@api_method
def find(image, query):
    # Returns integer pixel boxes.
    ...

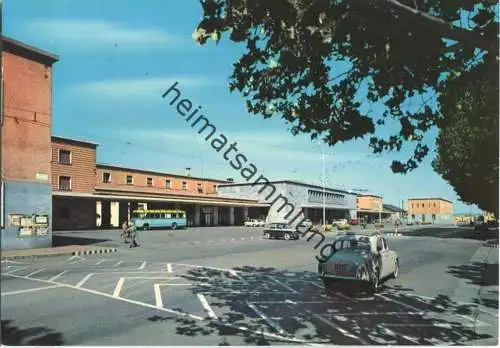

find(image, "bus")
[130,209,187,230]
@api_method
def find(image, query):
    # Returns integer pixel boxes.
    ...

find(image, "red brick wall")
[1,51,52,183]
[51,140,97,193]
[96,167,221,197]
[408,199,453,215]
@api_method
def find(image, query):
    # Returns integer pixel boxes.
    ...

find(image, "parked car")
[318,232,399,293]
[337,222,351,231]
[263,222,300,240]
[298,219,313,228]
[332,219,348,226]
[349,219,359,226]
[244,219,265,227]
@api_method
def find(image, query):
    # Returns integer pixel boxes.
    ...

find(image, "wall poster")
[8,213,50,238]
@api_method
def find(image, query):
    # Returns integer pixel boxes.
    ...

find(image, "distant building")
[1,36,59,250]
[356,194,386,222]
[407,198,454,224]
[383,204,407,221]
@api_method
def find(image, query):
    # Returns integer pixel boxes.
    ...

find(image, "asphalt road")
[1,225,498,345]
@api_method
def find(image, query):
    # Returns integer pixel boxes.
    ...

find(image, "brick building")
[356,194,387,222]
[1,36,59,250]
[51,136,268,230]
[407,197,454,224]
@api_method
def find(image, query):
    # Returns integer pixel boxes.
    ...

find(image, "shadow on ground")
[52,235,113,247]
[1,320,65,345]
[147,266,496,345]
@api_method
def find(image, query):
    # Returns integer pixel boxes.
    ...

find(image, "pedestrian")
[121,220,129,244]
[129,223,139,248]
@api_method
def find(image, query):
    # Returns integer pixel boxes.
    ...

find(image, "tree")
[192,0,498,176]
[432,62,499,214]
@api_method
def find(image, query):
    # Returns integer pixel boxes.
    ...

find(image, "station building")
[407,197,454,224]
[1,36,59,250]
[51,136,269,231]
[217,180,358,224]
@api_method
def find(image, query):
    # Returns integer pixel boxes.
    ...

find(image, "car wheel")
[143,224,149,231]
[171,222,177,230]
[392,260,399,279]
[284,233,291,240]
[264,233,270,239]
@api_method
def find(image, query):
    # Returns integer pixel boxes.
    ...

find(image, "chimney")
[226,178,234,183]
[185,167,191,176]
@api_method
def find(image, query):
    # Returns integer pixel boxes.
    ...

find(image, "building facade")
[407,198,454,223]
[217,180,357,224]
[51,136,268,230]
[356,194,385,222]
[1,36,58,250]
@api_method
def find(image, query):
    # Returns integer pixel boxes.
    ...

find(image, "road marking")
[379,324,420,344]
[49,271,68,282]
[3,273,317,346]
[376,293,423,313]
[247,302,287,335]
[95,259,106,266]
[113,260,123,267]
[154,284,163,308]
[68,255,80,261]
[310,312,368,345]
[138,261,147,270]
[4,266,30,274]
[197,294,217,319]
[125,276,182,280]
[1,285,62,296]
[113,277,125,298]
[267,276,299,294]
[167,263,172,273]
[25,268,47,277]
[75,273,94,288]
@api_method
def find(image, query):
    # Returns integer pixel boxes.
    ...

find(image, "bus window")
[160,213,166,219]
[171,213,178,219]
[166,213,171,218]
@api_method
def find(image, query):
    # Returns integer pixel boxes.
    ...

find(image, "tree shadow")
[146,266,497,345]
[1,320,65,346]
[447,262,499,287]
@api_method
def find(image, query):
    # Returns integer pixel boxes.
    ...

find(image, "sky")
[3,0,482,214]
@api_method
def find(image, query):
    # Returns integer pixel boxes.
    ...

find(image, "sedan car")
[318,233,399,293]
[244,219,265,227]
[263,222,300,240]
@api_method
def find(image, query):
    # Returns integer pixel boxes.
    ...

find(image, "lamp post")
[321,143,326,230]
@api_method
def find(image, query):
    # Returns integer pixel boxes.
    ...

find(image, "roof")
[357,194,383,199]
[96,163,230,183]
[1,36,59,65]
[408,197,453,204]
[383,204,406,213]
[52,135,100,148]
[218,179,354,196]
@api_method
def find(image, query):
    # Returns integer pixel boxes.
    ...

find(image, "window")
[213,184,217,192]
[433,203,436,208]
[171,213,178,218]
[182,181,188,190]
[376,238,384,251]
[58,149,72,165]
[165,180,171,189]
[103,172,111,183]
[165,213,172,218]
[126,175,133,185]
[59,176,71,191]
[147,177,153,187]
[197,183,203,193]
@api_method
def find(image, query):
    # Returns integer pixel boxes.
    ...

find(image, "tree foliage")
[193,0,498,172]
[432,61,499,214]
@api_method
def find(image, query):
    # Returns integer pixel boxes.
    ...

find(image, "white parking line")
[379,324,420,344]
[167,263,172,273]
[113,277,125,298]
[247,302,287,335]
[197,294,217,319]
[4,266,30,274]
[95,259,106,266]
[154,284,163,308]
[2,285,63,296]
[49,271,68,282]
[310,312,368,345]
[25,268,47,277]
[138,261,147,270]
[267,276,299,294]
[75,273,94,288]
[113,261,123,267]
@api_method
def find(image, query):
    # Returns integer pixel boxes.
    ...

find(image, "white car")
[298,219,313,228]
[244,219,265,227]
[331,219,348,226]
[318,232,399,292]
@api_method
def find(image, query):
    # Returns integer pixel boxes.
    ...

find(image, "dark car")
[262,222,300,240]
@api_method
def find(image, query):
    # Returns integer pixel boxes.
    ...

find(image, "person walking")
[121,220,130,244]
[129,222,139,248]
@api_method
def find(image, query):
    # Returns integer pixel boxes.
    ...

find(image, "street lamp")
[320,143,326,230]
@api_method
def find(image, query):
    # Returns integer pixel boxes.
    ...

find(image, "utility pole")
[321,144,326,230]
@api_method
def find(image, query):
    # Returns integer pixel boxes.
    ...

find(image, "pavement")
[1,225,498,345]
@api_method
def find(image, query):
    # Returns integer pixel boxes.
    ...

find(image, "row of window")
[102,172,216,193]
[307,189,346,204]
[412,202,437,209]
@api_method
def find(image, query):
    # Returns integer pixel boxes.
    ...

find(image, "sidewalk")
[1,244,118,260]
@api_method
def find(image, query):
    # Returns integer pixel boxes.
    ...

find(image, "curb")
[1,247,118,260]
[483,239,499,248]
[73,247,118,256]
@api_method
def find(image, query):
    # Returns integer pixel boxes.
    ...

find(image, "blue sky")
[4,0,481,214]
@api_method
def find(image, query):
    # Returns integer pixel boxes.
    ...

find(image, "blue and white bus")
[130,209,187,230]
